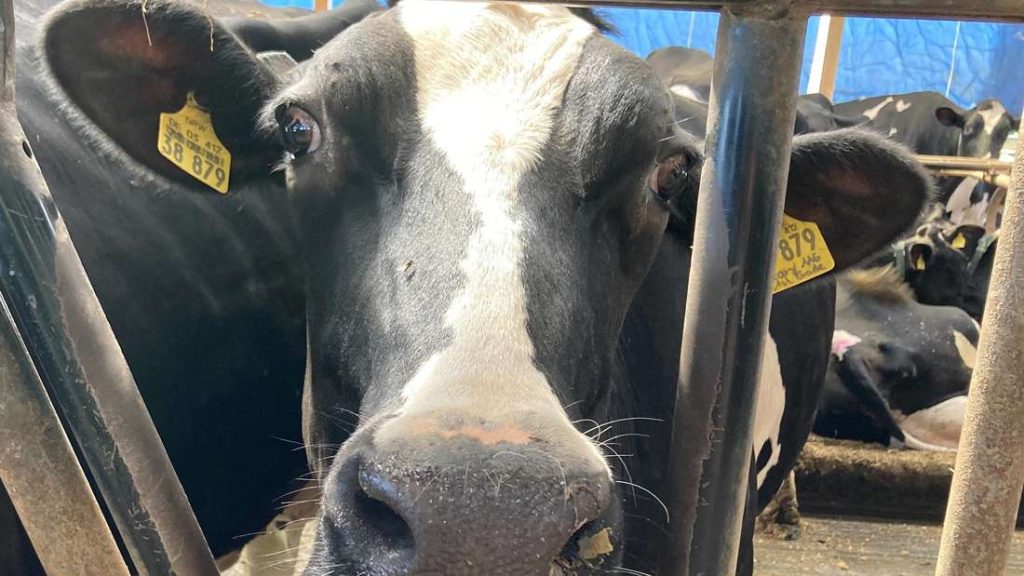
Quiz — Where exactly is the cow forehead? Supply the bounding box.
[976,99,1009,134]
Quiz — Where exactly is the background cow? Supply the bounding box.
[815,267,978,450]
[8,1,932,574]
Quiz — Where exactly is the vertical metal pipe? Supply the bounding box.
[0,294,130,576]
[659,7,807,576]
[0,0,218,574]
[935,109,1024,576]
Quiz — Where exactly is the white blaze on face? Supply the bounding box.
[897,395,968,452]
[862,96,894,121]
[388,2,604,465]
[980,101,1009,138]
[753,335,786,489]
[953,329,978,370]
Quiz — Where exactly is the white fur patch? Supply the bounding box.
[953,329,977,370]
[980,100,1009,137]
[897,395,968,452]
[946,176,983,226]
[895,99,912,113]
[831,330,862,360]
[386,2,605,468]
[753,335,786,488]
[670,83,704,103]
[862,96,894,121]
[889,126,899,136]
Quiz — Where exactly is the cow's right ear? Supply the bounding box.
[42,0,281,191]
[935,107,966,129]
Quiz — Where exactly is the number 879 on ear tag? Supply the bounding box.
[772,214,835,294]
[157,92,232,194]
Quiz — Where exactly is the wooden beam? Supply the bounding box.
[805,14,844,98]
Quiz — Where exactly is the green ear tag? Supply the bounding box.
[772,214,836,294]
[157,92,231,193]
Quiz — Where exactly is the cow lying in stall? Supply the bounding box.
[8,1,932,574]
[815,266,979,451]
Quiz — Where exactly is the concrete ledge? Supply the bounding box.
[794,437,1024,526]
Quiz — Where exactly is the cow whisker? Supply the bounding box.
[615,480,670,524]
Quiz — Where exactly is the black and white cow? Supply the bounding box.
[834,91,1018,160]
[23,0,931,573]
[834,91,1018,218]
[866,205,997,322]
[816,267,978,450]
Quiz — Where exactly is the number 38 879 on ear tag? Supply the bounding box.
[157,92,231,194]
[772,214,835,294]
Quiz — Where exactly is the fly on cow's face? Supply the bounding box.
[278,105,322,156]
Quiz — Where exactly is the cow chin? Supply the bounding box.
[299,400,623,576]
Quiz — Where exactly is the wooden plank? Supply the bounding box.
[805,15,844,98]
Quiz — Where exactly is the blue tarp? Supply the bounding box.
[259,1,1024,114]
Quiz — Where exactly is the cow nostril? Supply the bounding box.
[331,456,415,568]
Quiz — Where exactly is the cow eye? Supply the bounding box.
[279,106,321,156]
[649,152,694,201]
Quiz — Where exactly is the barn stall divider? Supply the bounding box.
[0,0,220,574]
[0,1,1020,576]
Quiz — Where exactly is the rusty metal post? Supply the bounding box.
[935,111,1024,576]
[659,5,807,576]
[0,0,218,573]
[0,294,130,576]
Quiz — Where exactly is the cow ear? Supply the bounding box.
[1010,115,1021,131]
[935,107,965,129]
[783,129,932,271]
[43,0,281,192]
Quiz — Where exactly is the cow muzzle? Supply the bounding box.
[309,411,621,575]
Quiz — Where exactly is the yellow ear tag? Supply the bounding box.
[951,233,967,249]
[914,255,927,270]
[157,92,231,193]
[772,214,836,294]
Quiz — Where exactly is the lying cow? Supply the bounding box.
[647,45,855,136]
[22,0,930,573]
[867,205,997,322]
[815,267,979,450]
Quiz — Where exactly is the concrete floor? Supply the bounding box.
[755,516,1024,576]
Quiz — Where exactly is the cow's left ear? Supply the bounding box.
[783,129,932,271]
[1010,115,1021,131]
[936,107,966,129]
[42,0,282,191]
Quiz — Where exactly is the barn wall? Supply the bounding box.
[260,1,1024,114]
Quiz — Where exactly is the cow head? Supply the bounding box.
[936,99,1019,159]
[43,1,930,572]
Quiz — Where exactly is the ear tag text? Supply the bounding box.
[772,214,836,294]
[157,92,231,193]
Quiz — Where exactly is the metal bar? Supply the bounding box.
[0,293,130,576]
[659,6,807,576]
[933,170,1010,189]
[915,154,1014,173]
[531,0,1024,22]
[935,109,1024,576]
[0,0,218,574]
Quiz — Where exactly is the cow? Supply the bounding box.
[647,45,856,136]
[815,266,979,450]
[23,0,930,573]
[866,205,997,322]
[4,0,382,561]
[834,91,1018,219]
